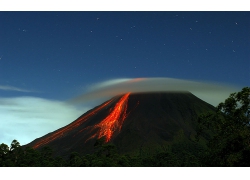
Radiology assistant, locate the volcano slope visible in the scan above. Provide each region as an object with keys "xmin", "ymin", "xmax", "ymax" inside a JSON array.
[{"xmin": 26, "ymin": 92, "xmax": 215, "ymax": 157}]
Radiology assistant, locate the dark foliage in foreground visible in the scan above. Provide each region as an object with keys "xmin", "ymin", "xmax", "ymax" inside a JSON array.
[
  {"xmin": 1, "ymin": 87, "xmax": 249, "ymax": 167},
  {"xmin": 196, "ymin": 87, "xmax": 250, "ymax": 166},
  {"xmin": 0, "ymin": 139, "xmax": 202, "ymax": 167}
]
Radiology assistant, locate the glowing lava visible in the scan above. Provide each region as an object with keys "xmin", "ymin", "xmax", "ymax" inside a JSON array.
[
  {"xmin": 32, "ymin": 99, "xmax": 113, "ymax": 149},
  {"xmin": 32, "ymin": 93, "xmax": 130, "ymax": 149},
  {"xmin": 87, "ymin": 93, "xmax": 130, "ymax": 142}
]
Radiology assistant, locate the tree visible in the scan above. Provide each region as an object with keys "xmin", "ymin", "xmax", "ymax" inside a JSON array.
[
  {"xmin": 197, "ymin": 87, "xmax": 250, "ymax": 166},
  {"xmin": 0, "ymin": 140, "xmax": 23, "ymax": 166},
  {"xmin": 10, "ymin": 139, "xmax": 20, "ymax": 151},
  {"xmin": 0, "ymin": 143, "xmax": 9, "ymax": 155},
  {"xmin": 0, "ymin": 143, "xmax": 9, "ymax": 166},
  {"xmin": 69, "ymin": 152, "xmax": 83, "ymax": 166}
]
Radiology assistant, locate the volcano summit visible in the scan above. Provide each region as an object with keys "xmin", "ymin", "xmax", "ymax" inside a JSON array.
[{"xmin": 26, "ymin": 92, "xmax": 215, "ymax": 157}]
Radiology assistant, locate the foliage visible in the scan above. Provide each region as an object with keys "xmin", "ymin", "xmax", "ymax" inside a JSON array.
[
  {"xmin": 197, "ymin": 87, "xmax": 250, "ymax": 166},
  {"xmin": 0, "ymin": 139, "xmax": 202, "ymax": 167},
  {"xmin": 1, "ymin": 87, "xmax": 248, "ymax": 167}
]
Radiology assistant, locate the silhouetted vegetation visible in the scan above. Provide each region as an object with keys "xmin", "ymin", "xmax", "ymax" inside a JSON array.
[
  {"xmin": 1, "ymin": 87, "xmax": 249, "ymax": 167},
  {"xmin": 0, "ymin": 139, "xmax": 203, "ymax": 166},
  {"xmin": 196, "ymin": 87, "xmax": 250, "ymax": 166}
]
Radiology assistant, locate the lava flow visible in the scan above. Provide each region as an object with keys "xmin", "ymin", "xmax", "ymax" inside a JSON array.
[
  {"xmin": 87, "ymin": 93, "xmax": 130, "ymax": 142},
  {"xmin": 32, "ymin": 99, "xmax": 113, "ymax": 149}
]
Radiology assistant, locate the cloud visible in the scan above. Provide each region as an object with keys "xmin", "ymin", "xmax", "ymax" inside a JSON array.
[
  {"xmin": 0, "ymin": 85, "xmax": 32, "ymax": 92},
  {"xmin": 0, "ymin": 96, "xmax": 87, "ymax": 145},
  {"xmin": 70, "ymin": 77, "xmax": 239, "ymax": 106},
  {"xmin": 0, "ymin": 77, "xmax": 240, "ymax": 146}
]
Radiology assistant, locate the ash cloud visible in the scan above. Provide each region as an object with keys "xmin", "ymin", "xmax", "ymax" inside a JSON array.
[{"xmin": 70, "ymin": 77, "xmax": 239, "ymax": 106}]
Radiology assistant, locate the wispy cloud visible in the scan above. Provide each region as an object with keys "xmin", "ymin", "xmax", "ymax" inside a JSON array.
[
  {"xmin": 70, "ymin": 77, "xmax": 239, "ymax": 106},
  {"xmin": 0, "ymin": 97, "xmax": 87, "ymax": 145},
  {"xmin": 0, "ymin": 85, "xmax": 32, "ymax": 92},
  {"xmin": 0, "ymin": 77, "xmax": 240, "ymax": 146}
]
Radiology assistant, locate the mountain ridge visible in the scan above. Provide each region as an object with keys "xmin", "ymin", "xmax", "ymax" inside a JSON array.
[{"xmin": 26, "ymin": 92, "xmax": 215, "ymax": 157}]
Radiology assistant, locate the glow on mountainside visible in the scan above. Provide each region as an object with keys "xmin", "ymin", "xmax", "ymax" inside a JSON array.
[
  {"xmin": 32, "ymin": 99, "xmax": 113, "ymax": 149},
  {"xmin": 86, "ymin": 93, "xmax": 130, "ymax": 142}
]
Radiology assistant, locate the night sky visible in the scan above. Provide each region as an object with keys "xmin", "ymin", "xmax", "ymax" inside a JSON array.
[{"xmin": 0, "ymin": 11, "xmax": 249, "ymax": 145}]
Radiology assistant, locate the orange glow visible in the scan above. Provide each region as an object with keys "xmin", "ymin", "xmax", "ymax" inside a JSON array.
[
  {"xmin": 87, "ymin": 93, "xmax": 130, "ymax": 142},
  {"xmin": 32, "ymin": 99, "xmax": 113, "ymax": 149},
  {"xmin": 129, "ymin": 78, "xmax": 146, "ymax": 82},
  {"xmin": 32, "ymin": 93, "xmax": 130, "ymax": 149}
]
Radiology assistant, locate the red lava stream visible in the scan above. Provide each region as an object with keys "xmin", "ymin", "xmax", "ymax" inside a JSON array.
[{"xmin": 32, "ymin": 93, "xmax": 130, "ymax": 148}]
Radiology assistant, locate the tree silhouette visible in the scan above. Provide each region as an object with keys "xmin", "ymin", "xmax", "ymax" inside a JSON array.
[{"xmin": 197, "ymin": 87, "xmax": 250, "ymax": 166}]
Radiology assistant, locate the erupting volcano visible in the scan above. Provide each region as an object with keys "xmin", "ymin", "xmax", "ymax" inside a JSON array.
[
  {"xmin": 26, "ymin": 92, "xmax": 215, "ymax": 157},
  {"xmin": 84, "ymin": 93, "xmax": 130, "ymax": 143},
  {"xmin": 31, "ymin": 93, "xmax": 130, "ymax": 149}
]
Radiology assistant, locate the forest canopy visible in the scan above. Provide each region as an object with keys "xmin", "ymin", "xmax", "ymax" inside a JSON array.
[{"xmin": 1, "ymin": 87, "xmax": 249, "ymax": 167}]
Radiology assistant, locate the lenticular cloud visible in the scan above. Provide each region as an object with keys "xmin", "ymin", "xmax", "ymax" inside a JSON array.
[{"xmin": 70, "ymin": 77, "xmax": 238, "ymax": 106}]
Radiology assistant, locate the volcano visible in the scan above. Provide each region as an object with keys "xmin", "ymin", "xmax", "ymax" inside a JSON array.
[{"xmin": 26, "ymin": 92, "xmax": 215, "ymax": 157}]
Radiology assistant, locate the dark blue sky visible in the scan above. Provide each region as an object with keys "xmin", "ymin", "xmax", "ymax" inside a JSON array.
[
  {"xmin": 0, "ymin": 12, "xmax": 249, "ymax": 100},
  {"xmin": 0, "ymin": 11, "xmax": 249, "ymax": 146},
  {"xmin": 0, "ymin": 7, "xmax": 249, "ymax": 178}
]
